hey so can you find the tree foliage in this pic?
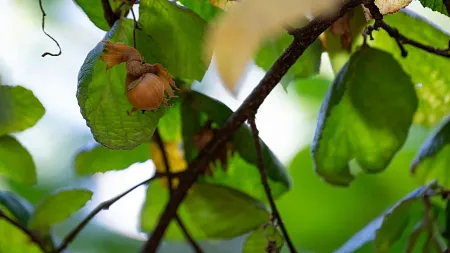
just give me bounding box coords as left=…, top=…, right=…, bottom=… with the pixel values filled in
left=2, top=0, right=450, bottom=252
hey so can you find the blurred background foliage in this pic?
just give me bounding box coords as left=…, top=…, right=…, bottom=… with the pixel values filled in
left=1, top=0, right=450, bottom=253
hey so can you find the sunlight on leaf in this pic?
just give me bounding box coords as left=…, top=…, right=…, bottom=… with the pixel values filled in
left=312, top=47, right=417, bottom=186
left=74, top=141, right=149, bottom=175
left=335, top=185, right=432, bottom=253
left=205, top=0, right=338, bottom=94
left=0, top=220, right=44, bottom=253
left=0, top=135, right=37, bottom=185
left=411, top=116, right=450, bottom=187
left=149, top=141, right=187, bottom=188
left=0, top=85, right=45, bottom=136
left=29, top=189, right=93, bottom=234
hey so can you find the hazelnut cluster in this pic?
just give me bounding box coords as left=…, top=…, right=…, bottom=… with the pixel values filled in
left=100, top=41, right=178, bottom=115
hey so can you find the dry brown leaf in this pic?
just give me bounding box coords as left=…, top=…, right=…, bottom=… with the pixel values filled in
left=205, top=0, right=338, bottom=95
left=362, top=0, right=412, bottom=20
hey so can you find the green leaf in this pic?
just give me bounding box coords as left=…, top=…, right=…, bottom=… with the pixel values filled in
left=312, top=47, right=417, bottom=186
left=73, top=0, right=129, bottom=31
left=0, top=135, right=37, bottom=185
left=157, top=101, right=182, bottom=142
left=0, top=85, right=45, bottom=136
left=77, top=20, right=166, bottom=150
left=181, top=91, right=291, bottom=200
left=178, top=0, right=223, bottom=22
left=74, top=141, right=150, bottom=176
left=138, top=0, right=210, bottom=81
left=419, top=0, right=449, bottom=16
left=335, top=185, right=431, bottom=253
left=0, top=220, right=44, bottom=253
left=184, top=183, right=269, bottom=238
left=0, top=191, right=33, bottom=226
left=255, top=36, right=323, bottom=89
left=243, top=225, right=284, bottom=253
left=29, top=189, right=93, bottom=233
left=411, top=116, right=450, bottom=187
left=333, top=10, right=450, bottom=127
left=140, top=180, right=269, bottom=240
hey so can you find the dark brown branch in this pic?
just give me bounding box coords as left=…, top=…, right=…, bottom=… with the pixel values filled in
left=51, top=171, right=182, bottom=253
left=153, top=130, right=203, bottom=253
left=38, top=0, right=61, bottom=57
left=0, top=209, right=48, bottom=252
left=139, top=0, right=361, bottom=252
left=247, top=115, right=296, bottom=253
left=363, top=0, right=450, bottom=58
left=101, top=0, right=120, bottom=28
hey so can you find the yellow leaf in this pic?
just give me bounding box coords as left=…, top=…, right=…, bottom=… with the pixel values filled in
left=205, top=0, right=338, bottom=95
left=149, top=142, right=187, bottom=189
left=362, top=0, right=412, bottom=19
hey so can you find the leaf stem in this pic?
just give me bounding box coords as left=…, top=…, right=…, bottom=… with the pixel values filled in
left=247, top=115, right=297, bottom=253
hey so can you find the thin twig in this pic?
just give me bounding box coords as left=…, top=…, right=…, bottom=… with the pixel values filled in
left=153, top=130, right=203, bottom=253
left=247, top=115, right=296, bottom=253
left=38, top=0, right=61, bottom=57
left=130, top=6, right=140, bottom=49
left=139, top=0, right=362, bottom=252
left=51, top=172, right=181, bottom=253
left=0, top=209, right=48, bottom=252
left=363, top=0, right=450, bottom=58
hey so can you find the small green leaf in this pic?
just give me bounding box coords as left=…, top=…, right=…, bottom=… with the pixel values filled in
left=419, top=0, right=449, bottom=16
left=243, top=225, right=284, bottom=253
left=0, top=135, right=37, bottom=185
left=255, top=36, right=322, bottom=89
left=335, top=185, right=431, bottom=253
left=73, top=0, right=129, bottom=31
left=0, top=220, right=44, bottom=253
left=29, top=189, right=93, bottom=233
left=181, top=91, right=291, bottom=200
left=140, top=181, right=269, bottom=240
left=411, top=116, right=450, bottom=187
left=0, top=85, right=45, bottom=136
left=138, top=0, right=210, bottom=81
left=74, top=141, right=149, bottom=176
left=0, top=191, right=33, bottom=226
left=77, top=20, right=165, bottom=149
left=184, top=183, right=269, bottom=238
left=178, top=0, right=223, bottom=22
left=312, top=47, right=417, bottom=186
left=157, top=101, right=182, bottom=142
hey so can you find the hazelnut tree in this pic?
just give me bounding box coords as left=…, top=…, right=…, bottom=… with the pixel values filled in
left=1, top=0, right=450, bottom=252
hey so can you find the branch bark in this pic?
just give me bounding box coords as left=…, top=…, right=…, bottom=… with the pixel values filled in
left=140, top=0, right=361, bottom=252
left=363, top=0, right=450, bottom=58
left=153, top=130, right=203, bottom=253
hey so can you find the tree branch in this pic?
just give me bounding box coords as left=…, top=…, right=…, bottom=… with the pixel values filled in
left=0, top=209, right=48, bottom=252
left=51, top=171, right=183, bottom=253
left=38, top=0, right=61, bottom=57
left=247, top=115, right=296, bottom=253
left=363, top=0, right=450, bottom=58
left=139, top=0, right=361, bottom=252
left=101, top=0, right=120, bottom=28
left=153, top=130, right=203, bottom=253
